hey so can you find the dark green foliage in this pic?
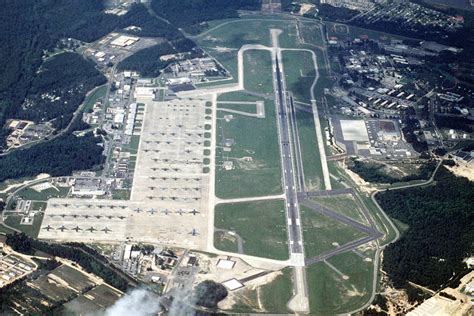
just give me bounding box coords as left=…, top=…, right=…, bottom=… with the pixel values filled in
left=376, top=167, right=474, bottom=290
left=442, top=159, right=456, bottom=167
left=33, top=258, right=61, bottom=271
left=118, top=39, right=201, bottom=77
left=119, top=4, right=181, bottom=39
left=151, top=0, right=261, bottom=33
left=405, top=285, right=430, bottom=303
left=314, top=4, right=359, bottom=21
left=435, top=115, right=473, bottom=133
left=194, top=280, right=228, bottom=309
left=0, top=132, right=104, bottom=182
left=348, top=159, right=435, bottom=184
left=6, top=233, right=130, bottom=291
left=6, top=233, right=33, bottom=254
left=433, top=147, right=447, bottom=156
left=20, top=52, right=106, bottom=124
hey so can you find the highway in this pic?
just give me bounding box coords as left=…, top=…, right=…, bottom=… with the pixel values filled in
left=273, top=55, right=304, bottom=255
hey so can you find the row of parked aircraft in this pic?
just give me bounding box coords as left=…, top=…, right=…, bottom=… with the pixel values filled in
left=48, top=214, right=126, bottom=220
left=43, top=225, right=112, bottom=233
left=51, top=203, right=128, bottom=209
left=132, top=208, right=200, bottom=215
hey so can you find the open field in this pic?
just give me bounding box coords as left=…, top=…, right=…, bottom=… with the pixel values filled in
left=243, top=49, right=274, bottom=95
left=214, top=51, right=280, bottom=199
left=325, top=21, right=414, bottom=42
left=310, top=194, right=368, bottom=225
left=14, top=186, right=70, bottom=202
left=51, top=264, right=96, bottom=292
left=328, top=162, right=399, bottom=246
left=282, top=50, right=315, bottom=102
left=306, top=250, right=374, bottom=314
left=300, top=205, right=368, bottom=258
left=226, top=267, right=293, bottom=313
left=259, top=267, right=293, bottom=313
left=4, top=213, right=44, bottom=237
left=214, top=200, right=289, bottom=260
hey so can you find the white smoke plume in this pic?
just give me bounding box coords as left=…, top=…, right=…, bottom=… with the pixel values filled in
left=167, top=287, right=197, bottom=316
left=104, top=288, right=162, bottom=316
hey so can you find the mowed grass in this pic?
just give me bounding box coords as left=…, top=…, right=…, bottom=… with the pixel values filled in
left=281, top=50, right=326, bottom=191
left=300, top=206, right=368, bottom=258
left=215, top=99, right=281, bottom=198
left=243, top=49, right=274, bottom=95
left=306, top=251, right=374, bottom=314
left=282, top=50, right=316, bottom=102
left=214, top=200, right=289, bottom=260
left=226, top=267, right=294, bottom=313
left=259, top=267, right=294, bottom=313
left=215, top=55, right=282, bottom=199
left=15, top=186, right=70, bottom=201
left=4, top=212, right=44, bottom=238
left=82, top=85, right=107, bottom=113
left=310, top=194, right=368, bottom=225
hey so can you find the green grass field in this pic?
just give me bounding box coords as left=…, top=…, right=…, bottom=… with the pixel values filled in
left=260, top=267, right=293, bottom=313
left=214, top=200, right=289, bottom=260
left=15, top=186, right=70, bottom=202
left=4, top=212, right=44, bottom=238
left=82, top=85, right=107, bottom=113
left=226, top=267, right=293, bottom=313
left=310, top=194, right=368, bottom=225
left=306, top=252, right=374, bottom=315
left=306, top=250, right=374, bottom=314
left=301, top=205, right=368, bottom=258
left=215, top=93, right=282, bottom=198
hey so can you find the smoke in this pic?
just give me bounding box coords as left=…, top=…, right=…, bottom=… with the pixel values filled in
left=104, top=289, right=162, bottom=316
left=167, top=287, right=197, bottom=316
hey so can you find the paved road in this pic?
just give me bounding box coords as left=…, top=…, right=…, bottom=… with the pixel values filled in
left=300, top=199, right=380, bottom=236
left=305, top=235, right=379, bottom=265
left=273, top=55, right=303, bottom=254
left=288, top=95, right=306, bottom=191
left=298, top=188, right=354, bottom=198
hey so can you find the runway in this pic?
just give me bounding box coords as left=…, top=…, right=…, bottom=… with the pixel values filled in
left=273, top=54, right=304, bottom=255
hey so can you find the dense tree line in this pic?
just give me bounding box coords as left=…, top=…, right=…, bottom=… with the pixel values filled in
left=19, top=52, right=106, bottom=125
left=349, top=159, right=435, bottom=184
left=0, top=132, right=104, bottom=182
left=151, top=0, right=261, bottom=33
left=118, top=39, right=203, bottom=77
left=435, top=114, right=473, bottom=133
left=313, top=4, right=359, bottom=21
left=6, top=233, right=130, bottom=291
left=376, top=167, right=474, bottom=290
left=119, top=4, right=181, bottom=39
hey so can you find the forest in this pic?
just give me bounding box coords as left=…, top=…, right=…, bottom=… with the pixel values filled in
left=0, top=132, right=104, bottom=182
left=151, top=0, right=261, bottom=33
left=376, top=167, right=474, bottom=290
left=19, top=52, right=106, bottom=125
left=118, top=38, right=202, bottom=77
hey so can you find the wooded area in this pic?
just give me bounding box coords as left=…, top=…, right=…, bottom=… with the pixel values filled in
left=0, top=132, right=104, bottom=182
left=151, top=0, right=261, bottom=33
left=376, top=167, right=474, bottom=290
